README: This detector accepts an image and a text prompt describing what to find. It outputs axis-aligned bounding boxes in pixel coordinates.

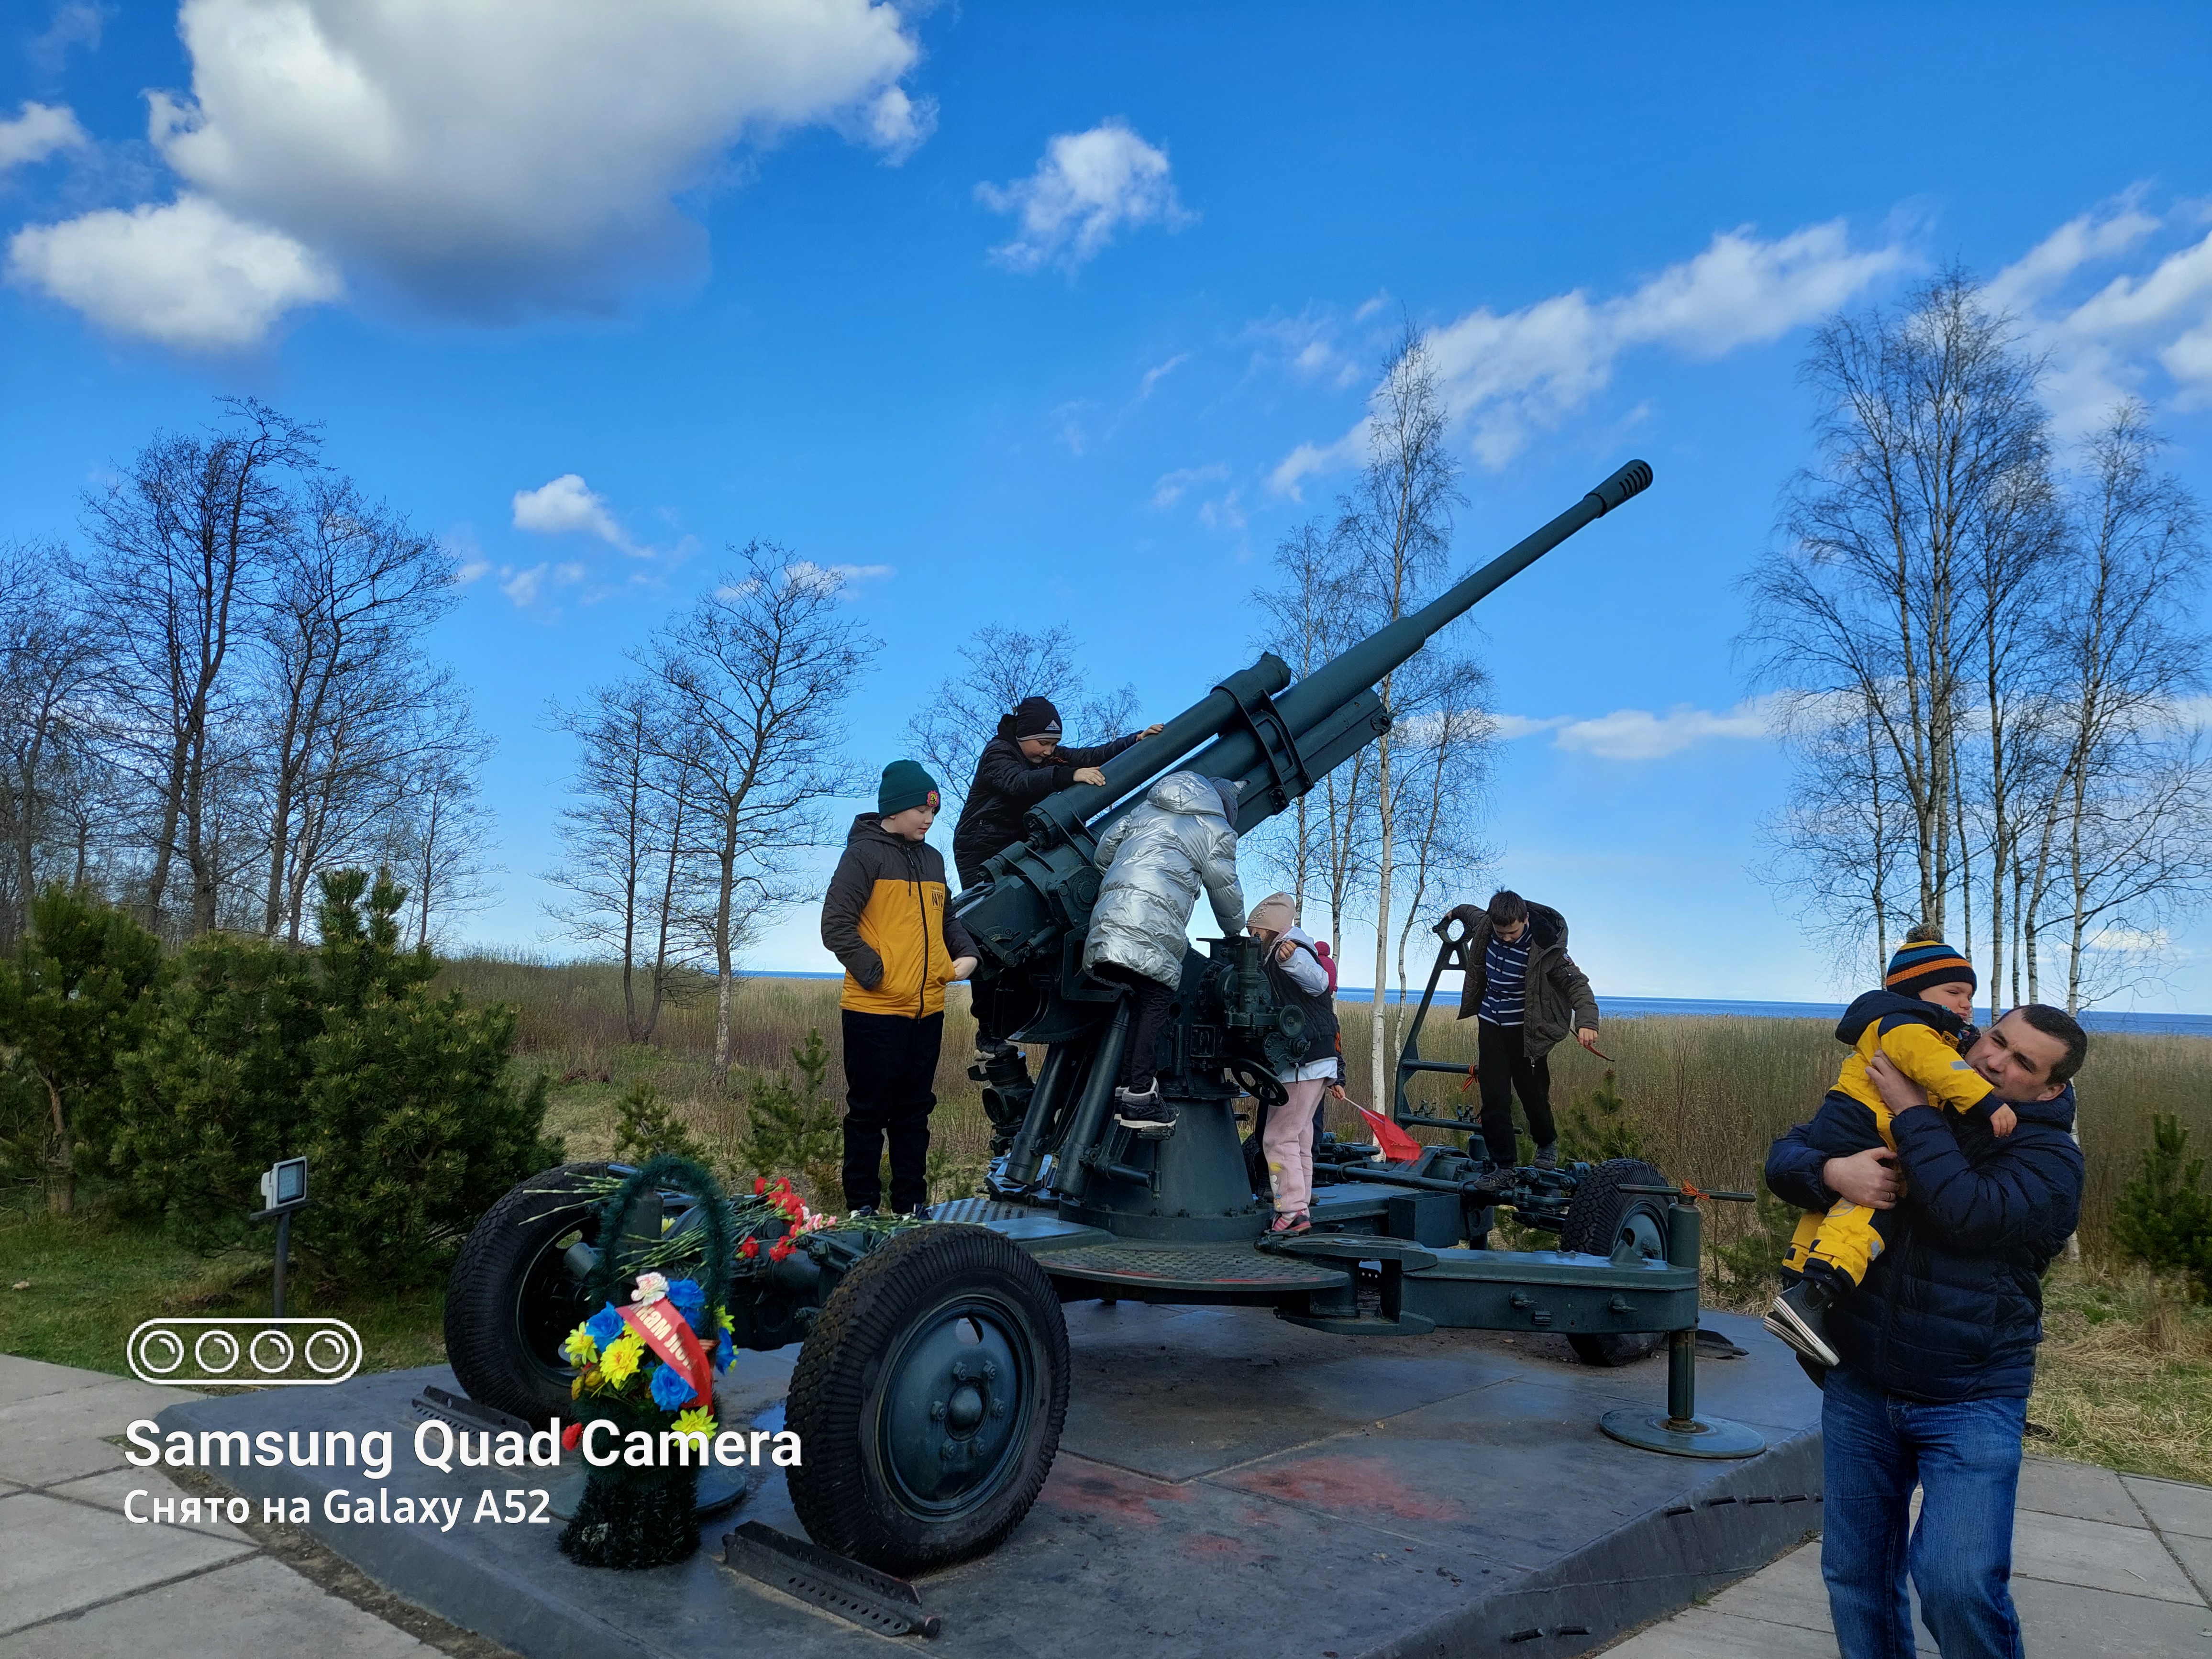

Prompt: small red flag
[1351,1101,1424,1164]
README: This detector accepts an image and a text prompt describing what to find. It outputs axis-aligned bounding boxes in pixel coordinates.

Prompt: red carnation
[560,1422,582,1451]
[768,1239,794,1263]
[753,1177,767,1195]
[740,1237,759,1259]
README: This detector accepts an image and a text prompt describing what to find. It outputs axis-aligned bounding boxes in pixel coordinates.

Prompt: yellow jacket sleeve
[1876,1021,1995,1114]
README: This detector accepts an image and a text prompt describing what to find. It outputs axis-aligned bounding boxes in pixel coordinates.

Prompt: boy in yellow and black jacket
[819,761,977,1217]
[1766,926,2017,1370]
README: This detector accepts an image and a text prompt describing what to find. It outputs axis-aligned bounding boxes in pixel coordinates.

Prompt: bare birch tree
[256,478,454,938]
[1337,328,1460,1096]
[1388,660,1494,1010]
[2017,403,2210,1012]
[651,546,872,1084]
[79,399,320,936]
[1251,520,1356,918]
[1747,273,2048,937]
[904,624,1139,822]
[0,548,109,942]
[545,679,705,1043]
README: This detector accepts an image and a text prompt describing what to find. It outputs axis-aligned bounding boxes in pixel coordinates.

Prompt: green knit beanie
[878,759,940,818]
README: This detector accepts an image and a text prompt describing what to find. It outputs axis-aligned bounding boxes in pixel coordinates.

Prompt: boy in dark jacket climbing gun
[819,761,978,1218]
[1765,925,2018,1370]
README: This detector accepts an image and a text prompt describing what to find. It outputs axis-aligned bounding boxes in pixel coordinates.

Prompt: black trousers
[1095,964,1175,1091]
[1476,1018,1556,1166]
[841,1009,943,1214]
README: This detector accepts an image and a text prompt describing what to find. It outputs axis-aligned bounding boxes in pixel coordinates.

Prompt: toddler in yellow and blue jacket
[1765,926,2016,1370]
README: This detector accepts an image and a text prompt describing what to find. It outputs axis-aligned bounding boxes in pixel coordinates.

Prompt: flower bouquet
[555,1155,736,1570]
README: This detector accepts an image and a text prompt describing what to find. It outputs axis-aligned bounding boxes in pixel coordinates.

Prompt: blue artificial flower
[584,1303,626,1347]
[715,1330,734,1371]
[649,1358,698,1410]
[665,1277,707,1328]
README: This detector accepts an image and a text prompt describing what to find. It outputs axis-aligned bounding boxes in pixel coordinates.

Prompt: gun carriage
[446,460,1761,1576]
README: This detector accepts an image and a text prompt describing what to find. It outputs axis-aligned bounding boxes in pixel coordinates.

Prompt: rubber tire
[1558,1157,1672,1368]
[786,1224,1068,1574]
[444,1162,612,1423]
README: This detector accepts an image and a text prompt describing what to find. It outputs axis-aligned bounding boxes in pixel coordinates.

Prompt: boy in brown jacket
[819,761,977,1216]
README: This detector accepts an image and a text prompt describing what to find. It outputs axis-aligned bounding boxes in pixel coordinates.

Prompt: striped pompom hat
[1885,929,1977,997]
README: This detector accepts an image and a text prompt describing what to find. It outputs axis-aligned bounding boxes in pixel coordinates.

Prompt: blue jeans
[1821,1364,2025,1658]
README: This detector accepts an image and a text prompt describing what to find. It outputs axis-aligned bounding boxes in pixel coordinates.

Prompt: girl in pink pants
[1248,893,1341,1235]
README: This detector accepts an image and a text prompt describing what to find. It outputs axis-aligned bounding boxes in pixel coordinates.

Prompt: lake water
[740,971,2212,1038]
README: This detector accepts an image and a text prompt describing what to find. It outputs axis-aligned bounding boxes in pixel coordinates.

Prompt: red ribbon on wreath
[617,1296,712,1408]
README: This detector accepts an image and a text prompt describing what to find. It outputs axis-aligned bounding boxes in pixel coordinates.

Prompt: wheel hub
[880,1303,1028,1514]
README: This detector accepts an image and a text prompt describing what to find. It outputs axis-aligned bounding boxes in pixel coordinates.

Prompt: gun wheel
[444,1162,612,1422]
[1559,1157,1672,1367]
[786,1224,1068,1574]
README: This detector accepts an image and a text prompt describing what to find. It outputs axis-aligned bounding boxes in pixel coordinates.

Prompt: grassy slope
[8,955,2212,1483]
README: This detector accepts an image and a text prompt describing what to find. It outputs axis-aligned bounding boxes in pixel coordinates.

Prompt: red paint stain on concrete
[1037,1461,1192,1526]
[1223,1453,1468,1522]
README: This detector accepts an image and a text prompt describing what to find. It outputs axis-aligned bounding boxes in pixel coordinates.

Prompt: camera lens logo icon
[128,1318,362,1386]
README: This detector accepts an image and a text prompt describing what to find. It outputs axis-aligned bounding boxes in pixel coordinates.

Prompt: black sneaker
[903,1203,933,1221]
[1764,1279,1841,1369]
[1533,1143,1559,1171]
[1114,1084,1177,1135]
[846,1205,879,1220]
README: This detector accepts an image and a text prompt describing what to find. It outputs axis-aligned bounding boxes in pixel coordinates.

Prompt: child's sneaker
[1114,1084,1177,1135]
[1268,1212,1311,1236]
[1764,1278,1841,1369]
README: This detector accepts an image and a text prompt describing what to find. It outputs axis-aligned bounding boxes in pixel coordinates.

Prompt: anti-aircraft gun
[444,461,1762,1582]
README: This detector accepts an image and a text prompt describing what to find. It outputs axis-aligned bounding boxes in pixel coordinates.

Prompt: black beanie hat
[878,759,940,818]
[1012,697,1063,740]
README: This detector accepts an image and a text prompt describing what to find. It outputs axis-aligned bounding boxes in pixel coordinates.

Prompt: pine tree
[0,889,163,1213]
[612,1082,706,1165]
[738,1029,842,1207]
[2113,1115,2212,1301]
[1557,1069,1646,1166]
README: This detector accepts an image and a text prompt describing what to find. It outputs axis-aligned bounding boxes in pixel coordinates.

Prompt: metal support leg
[1598,1196,1766,1460]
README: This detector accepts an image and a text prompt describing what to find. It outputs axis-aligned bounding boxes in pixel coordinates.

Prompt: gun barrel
[1271,460,1650,744]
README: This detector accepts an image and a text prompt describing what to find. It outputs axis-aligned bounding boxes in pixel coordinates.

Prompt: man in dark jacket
[1766,1004,2086,1659]
[820,761,977,1217]
[1444,889,1602,1169]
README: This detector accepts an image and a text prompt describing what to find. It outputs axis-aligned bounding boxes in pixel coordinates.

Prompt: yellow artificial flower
[672,1406,718,1438]
[598,1330,645,1386]
[718,1309,735,1334]
[562,1327,598,1367]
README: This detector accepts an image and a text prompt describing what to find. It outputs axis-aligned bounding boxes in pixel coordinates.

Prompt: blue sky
[5,3,2212,1007]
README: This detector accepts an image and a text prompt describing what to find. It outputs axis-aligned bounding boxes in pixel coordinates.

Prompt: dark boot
[1764,1277,1841,1370]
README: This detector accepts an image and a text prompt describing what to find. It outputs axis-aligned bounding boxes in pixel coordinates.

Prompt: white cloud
[1990,198,2212,430]
[1150,463,1226,509]
[1197,488,1246,534]
[1489,713,1570,741]
[1137,352,1190,399]
[1272,221,1908,486]
[1494,699,1776,760]
[511,474,640,554]
[30,5,108,75]
[978,119,1192,273]
[500,564,548,606]
[0,100,88,170]
[2086,925,2170,958]
[455,559,490,585]
[784,559,894,597]
[11,0,929,344]
[6,194,340,349]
